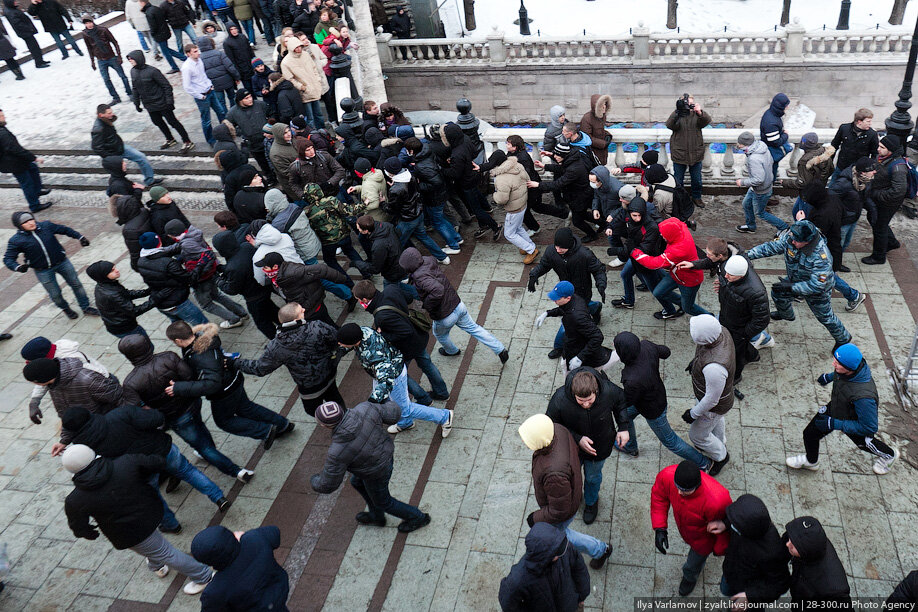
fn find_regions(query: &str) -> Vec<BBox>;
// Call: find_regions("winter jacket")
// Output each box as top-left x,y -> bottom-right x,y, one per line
270,123 -> 299,197
399,248 -> 461,321
212,230 -> 271,302
111,195 -> 153,270
141,2 -> 172,42
543,105 -> 566,153
120,334 -> 196,420
269,260 -> 347,312
760,93 -> 790,149
650,464 -> 732,556
311,400 -> 401,493
233,186 -> 267,225
301,183 -> 349,244
539,154 -> 593,212
226,99 -> 268,151
575,94 -> 611,165
212,123 -> 240,157
91,117 -> 124,158
530,423 -> 582,524
193,526 -> 290,612
0,123 -> 36,173
440,124 -> 479,191
886,571 -> 918,612
136,246 -> 194,309
347,168 -> 389,222
224,29 -> 255,79
408,142 -> 444,197
169,323 -> 242,401
148,200 -> 190,241
0,20 -> 14,62
65,454 -> 166,549
617,199 -> 665,264
197,36 -> 240,92
2,0 -> 37,39
354,221 -> 404,282
280,38 -> 324,102
830,122 -> 879,171
546,294 -> 610,367
546,367 -> 629,462
717,262 -> 769,341
590,165 -> 624,219
644,173 -> 678,218
264,189 -> 321,261
161,0 -> 195,28
632,218 -> 704,287
790,145 -> 835,189
125,0 -> 148,31
613,332 -> 670,420
104,157 -> 140,198
740,140 -> 775,195
804,191 -> 845,271
91,277 -> 154,335
491,157 -> 529,213
784,517 -> 851,606
272,78 -> 306,124
4,220 -> 82,271
383,169 -> 423,222
828,166 -> 871,226
236,318 -> 338,388
722,494 -> 791,602
870,153 -> 909,209
83,25 -> 121,63
498,522 -> 591,612
746,222 -> 835,296
529,236 -> 606,302
350,326 -> 405,402
68,405 -> 172,459
366,284 -> 428,360
26,0 -> 69,32
666,108 -> 712,166
289,150 -> 345,195
48,358 -> 124,443
227,0 -> 253,20
128,51 -> 175,112
250,221 -> 303,284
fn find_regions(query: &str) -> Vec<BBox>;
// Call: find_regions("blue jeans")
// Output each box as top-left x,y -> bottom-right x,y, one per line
304,255 -> 353,301
652,275 -> 711,316
433,302 -> 505,356
621,260 -> 662,304
405,349 -> 449,400
375,368 -> 450,429
682,548 -> 710,583
303,98 -> 325,131
49,29 -> 81,57
553,518 -> 607,559
553,301 -> 601,350
194,90 -> 228,145
742,188 -> 787,231
157,40 -> 186,70
827,167 -> 843,188
13,161 -> 44,210
211,382 -> 289,440
841,222 -> 856,250
159,299 -> 209,325
383,278 -> 419,301
167,403 -> 241,477
163,443 -> 224,503
396,216 -> 447,261
426,204 -> 461,249
122,144 -> 155,185
213,7 -> 237,27
173,24 -> 197,49
673,161 -> 703,199
350,459 -> 424,521
136,30 -> 152,51
238,19 -> 256,43
834,275 -> 859,303
98,57 -> 132,100
113,325 -> 148,339
772,289 -> 851,344
582,458 -> 605,506
35,259 -> 90,311
622,405 -> 711,469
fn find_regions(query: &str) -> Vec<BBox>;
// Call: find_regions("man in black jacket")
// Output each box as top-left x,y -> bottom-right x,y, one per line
354,215 -> 420,301
82,15 -> 133,105
828,108 -> 878,186
213,229 -> 278,338
162,0 -> 197,49
382,157 -> 450,263
91,104 -> 160,187
0,109 -> 52,212
783,516 -> 851,607
26,0 -> 82,59
127,50 -> 194,151
863,134 -> 907,265
256,251 -> 350,326
140,0 -> 186,72
87,261 -> 154,338
536,281 -> 617,373
166,321 -> 292,447
528,227 -> 606,359
441,123 -> 500,239
61,444 -> 214,595
310,400 -> 431,533
546,367 -> 629,524
136,232 -> 208,325
530,142 -> 598,241
610,197 -> 665,309
223,23 -> 254,92
829,157 -> 877,266
2,0 -> 48,67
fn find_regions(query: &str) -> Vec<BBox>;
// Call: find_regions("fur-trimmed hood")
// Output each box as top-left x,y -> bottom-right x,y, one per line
591,94 -> 612,120
190,322 -> 220,354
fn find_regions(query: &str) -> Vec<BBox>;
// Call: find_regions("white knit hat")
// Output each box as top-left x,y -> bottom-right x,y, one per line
724,255 -> 749,277
62,444 -> 98,474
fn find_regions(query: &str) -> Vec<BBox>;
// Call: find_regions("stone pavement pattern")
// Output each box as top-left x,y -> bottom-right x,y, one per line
0,200 -> 914,612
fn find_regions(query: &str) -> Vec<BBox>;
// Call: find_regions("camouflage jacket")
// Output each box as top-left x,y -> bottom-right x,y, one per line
349,326 -> 404,402
301,183 -> 349,245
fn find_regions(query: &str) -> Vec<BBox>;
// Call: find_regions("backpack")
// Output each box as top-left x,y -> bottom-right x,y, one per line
183,247 -> 218,282
888,158 -> 918,199
650,182 -> 696,223
375,304 -> 433,333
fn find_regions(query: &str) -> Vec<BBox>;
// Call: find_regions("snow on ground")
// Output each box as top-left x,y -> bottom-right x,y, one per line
439,0 -> 918,37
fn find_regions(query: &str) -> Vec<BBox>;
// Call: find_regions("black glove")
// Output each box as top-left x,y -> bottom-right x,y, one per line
772,279 -> 794,296
15,264 -> 29,273
29,400 -> 43,425
598,289 -> 606,303
526,512 -> 535,528
81,529 -> 100,540
685,358 -> 695,373
816,373 -> 833,386
79,237 -> 90,247
654,528 -> 669,554
681,409 -> 696,424
527,276 -> 538,293
136,103 -> 143,113
320,181 -> 335,196
216,263 -> 226,275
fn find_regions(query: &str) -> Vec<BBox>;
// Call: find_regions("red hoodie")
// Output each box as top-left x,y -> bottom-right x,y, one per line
631,217 -> 704,287
650,464 -> 733,556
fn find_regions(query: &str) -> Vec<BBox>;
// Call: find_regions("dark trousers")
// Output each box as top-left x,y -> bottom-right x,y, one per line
12,161 -> 44,211
460,187 -> 498,231
210,382 -> 289,440
167,402 -> 240,477
726,326 -> 757,382
802,414 -> 895,464
148,108 -> 191,143
22,35 -> 45,64
870,204 -> 900,261
350,460 -> 424,521
522,206 -> 539,231
250,147 -> 273,179
246,296 -> 279,339
528,188 -> 568,219
570,208 -> 598,239
306,301 -> 337,327
299,376 -> 345,416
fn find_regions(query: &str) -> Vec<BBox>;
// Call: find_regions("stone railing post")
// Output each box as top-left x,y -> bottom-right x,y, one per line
633,21 -> 650,63
488,27 -> 507,66
785,17 -> 805,59
376,32 -> 394,66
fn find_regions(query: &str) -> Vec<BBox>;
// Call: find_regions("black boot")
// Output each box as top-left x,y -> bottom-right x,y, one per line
11,66 -> 25,80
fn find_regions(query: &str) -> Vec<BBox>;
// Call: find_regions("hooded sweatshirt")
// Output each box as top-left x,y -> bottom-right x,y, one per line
760,93 -> 790,149
398,247 -> 461,320
250,222 -> 304,284
280,37 -> 325,102
544,105 -> 566,153
613,331 -> 670,420
269,123 -> 299,198
689,315 -> 733,418
740,140 -> 775,195
264,187 -> 321,261
722,494 -> 791,602
631,217 -> 703,287
784,516 -> 851,605
590,165 -> 625,220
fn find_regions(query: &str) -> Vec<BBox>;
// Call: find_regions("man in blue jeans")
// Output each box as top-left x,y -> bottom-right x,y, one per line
26,0 -> 83,59
136,232 -> 209,326
181,43 -> 227,145
382,157 -> 451,264
91,104 -> 161,187
140,0 -> 186,72
4,212 -> 99,320
666,94 -> 711,209
81,16 -> 133,105
734,131 -> 788,234
0,109 -> 53,212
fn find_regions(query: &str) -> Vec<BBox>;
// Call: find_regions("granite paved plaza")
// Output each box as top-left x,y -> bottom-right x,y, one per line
0,200 -> 915,612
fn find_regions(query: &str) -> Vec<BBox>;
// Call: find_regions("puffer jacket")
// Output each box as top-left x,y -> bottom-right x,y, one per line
791,145 -> 835,188
354,221 -> 404,281
311,401 -> 401,493
869,152 -> 909,209
538,153 -> 593,211
399,248 -> 461,320
631,217 -> 703,287
830,122 -> 879,171
171,323 -> 242,400
650,463 -> 732,556
250,220 -> 304,284
740,140 -> 775,195
128,50 -> 175,112
590,165 -> 625,220
68,404 -> 172,458
666,107 -> 712,166
120,334 -> 196,420
224,28 -> 255,79
579,94 -> 612,165
383,169 -> 423,222
546,294 -> 610,367
280,38 -> 324,102
491,157 -> 529,213
543,105 -> 566,153
197,36 -> 240,92
498,522 -> 591,612
301,183 -> 350,244
529,234 -> 606,301
828,166 -> 871,226
718,260 -> 770,341
722,494 -> 791,602
784,517 -> 851,606
136,246 -> 193,308
613,331 -> 670,420
760,93 -> 790,149
546,367 -> 629,462
530,423 -> 582,524
441,124 -> 479,191
4,220 -> 82,272
746,222 -> 835,296
270,260 -> 348,313
111,195 -> 153,270
236,317 -> 338,388
49,358 -> 124,443
90,275 -> 154,336
346,168 -> 389,222
264,188 -> 321,261
213,230 -> 272,302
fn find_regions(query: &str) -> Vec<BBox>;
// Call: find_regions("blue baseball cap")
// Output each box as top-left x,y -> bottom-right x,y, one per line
833,343 -> 863,370
547,281 -> 575,301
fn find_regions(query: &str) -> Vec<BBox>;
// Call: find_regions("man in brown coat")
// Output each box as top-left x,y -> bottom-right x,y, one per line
518,413 -> 613,569
666,94 -> 712,208
82,15 -> 133,105
579,94 -> 612,165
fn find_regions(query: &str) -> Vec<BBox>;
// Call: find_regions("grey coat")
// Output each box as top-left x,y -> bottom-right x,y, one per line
49,358 -> 124,443
740,140 -> 774,195
263,188 -> 321,261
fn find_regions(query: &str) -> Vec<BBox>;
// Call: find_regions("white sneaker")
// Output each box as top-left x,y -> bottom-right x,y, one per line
192,450 -> 203,461
336,247 -> 343,255
607,257 -> 624,268
153,564 -> 170,578
751,334 -> 775,350
236,468 -> 254,483
388,422 -> 416,434
219,319 -> 244,329
786,454 -> 819,471
441,410 -> 454,438
873,447 -> 900,475
457,239 -> 465,245
443,247 -> 460,255
183,572 -> 214,595
526,229 -> 537,237
439,256 -> 451,265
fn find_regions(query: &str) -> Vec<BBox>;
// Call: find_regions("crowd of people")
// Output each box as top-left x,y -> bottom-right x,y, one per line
0,2 -> 915,607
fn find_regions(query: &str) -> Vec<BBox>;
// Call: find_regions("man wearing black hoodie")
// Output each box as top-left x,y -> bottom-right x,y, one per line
88,261 -> 154,338
212,229 -> 278,338
103,156 -> 145,198
354,215 -> 420,301
127,49 -> 194,151
441,123 -> 501,239
783,516 -> 851,607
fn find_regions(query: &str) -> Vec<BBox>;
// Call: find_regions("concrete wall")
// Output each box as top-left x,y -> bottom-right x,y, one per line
382,62 -> 906,127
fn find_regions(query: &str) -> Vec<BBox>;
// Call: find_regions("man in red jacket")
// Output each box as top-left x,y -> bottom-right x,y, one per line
632,217 -> 711,320
650,461 -> 732,596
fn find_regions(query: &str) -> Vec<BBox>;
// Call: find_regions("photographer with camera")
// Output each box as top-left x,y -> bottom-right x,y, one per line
666,94 -> 711,210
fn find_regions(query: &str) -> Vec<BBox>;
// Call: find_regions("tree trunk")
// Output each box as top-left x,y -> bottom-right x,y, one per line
780,0 -> 792,26
463,0 -> 476,31
667,0 -> 678,29
890,0 -> 909,25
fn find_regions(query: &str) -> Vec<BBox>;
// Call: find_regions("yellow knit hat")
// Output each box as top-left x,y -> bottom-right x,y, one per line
518,414 -> 555,451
